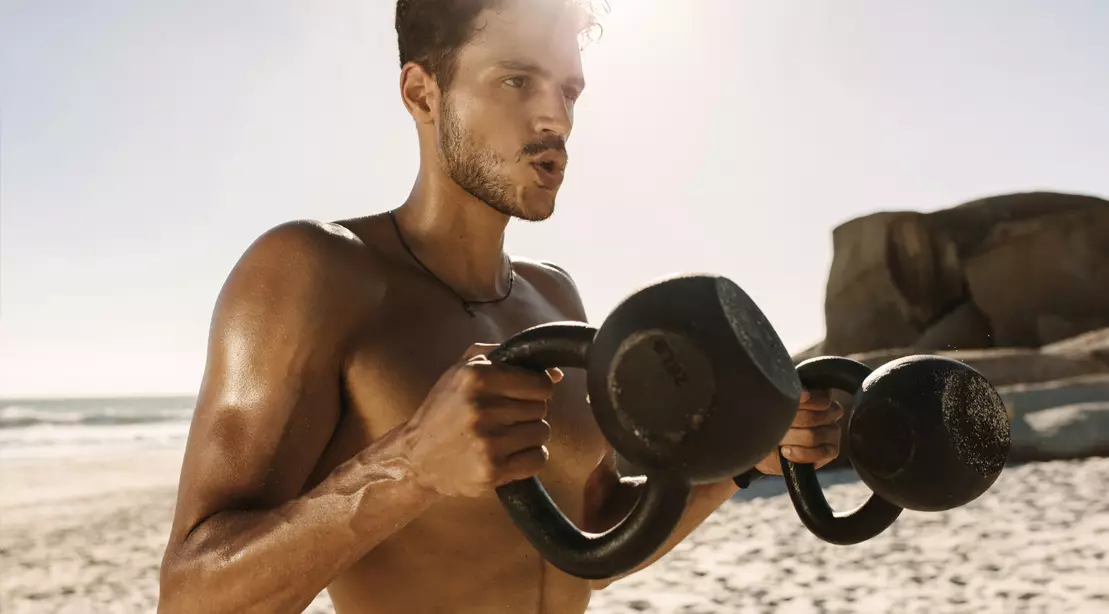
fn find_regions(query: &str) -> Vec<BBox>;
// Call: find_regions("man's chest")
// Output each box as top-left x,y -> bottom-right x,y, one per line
316,288 -> 609,490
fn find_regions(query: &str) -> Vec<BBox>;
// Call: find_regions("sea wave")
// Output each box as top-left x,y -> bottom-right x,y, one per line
0,397 -> 197,460
0,421 -> 192,459
0,397 -> 195,429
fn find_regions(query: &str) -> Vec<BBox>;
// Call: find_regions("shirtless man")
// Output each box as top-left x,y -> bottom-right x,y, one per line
158,1 -> 843,612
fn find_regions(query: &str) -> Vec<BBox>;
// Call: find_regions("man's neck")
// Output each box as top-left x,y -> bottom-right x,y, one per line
392,173 -> 513,301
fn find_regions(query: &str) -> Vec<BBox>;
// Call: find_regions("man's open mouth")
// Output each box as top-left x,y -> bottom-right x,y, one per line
530,160 -> 564,190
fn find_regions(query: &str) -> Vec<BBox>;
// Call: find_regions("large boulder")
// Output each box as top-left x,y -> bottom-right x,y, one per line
1003,375 -> 1109,462
912,300 -> 994,351
821,192 -> 1109,356
960,206 -> 1109,347
821,211 -> 964,356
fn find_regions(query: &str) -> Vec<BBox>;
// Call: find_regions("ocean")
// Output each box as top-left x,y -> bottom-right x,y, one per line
0,396 -> 195,460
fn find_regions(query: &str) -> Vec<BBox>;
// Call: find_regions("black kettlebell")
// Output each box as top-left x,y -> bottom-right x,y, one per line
487,274 -> 803,580
777,355 -> 1012,545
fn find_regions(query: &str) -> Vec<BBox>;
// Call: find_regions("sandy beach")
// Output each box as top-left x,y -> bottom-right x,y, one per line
1,448 -> 1106,614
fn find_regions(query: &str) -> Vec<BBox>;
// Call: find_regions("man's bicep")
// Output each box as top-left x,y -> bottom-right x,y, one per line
169,222 -> 353,544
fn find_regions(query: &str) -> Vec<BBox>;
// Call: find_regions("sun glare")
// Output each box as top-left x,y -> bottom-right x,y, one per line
595,0 -> 675,38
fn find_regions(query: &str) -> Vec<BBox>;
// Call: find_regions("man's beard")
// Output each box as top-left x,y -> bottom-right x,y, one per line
437,97 -> 555,222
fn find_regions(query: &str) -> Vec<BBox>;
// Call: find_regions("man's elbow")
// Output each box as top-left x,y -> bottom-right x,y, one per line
158,543 -> 202,614
157,537 -> 221,614
157,550 -> 189,613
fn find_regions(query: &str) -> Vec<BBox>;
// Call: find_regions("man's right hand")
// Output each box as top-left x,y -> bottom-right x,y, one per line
401,343 -> 563,498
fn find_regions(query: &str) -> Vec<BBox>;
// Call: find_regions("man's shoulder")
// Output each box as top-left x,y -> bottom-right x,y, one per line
223,218 -> 386,311
246,219 -> 366,259
513,256 -> 575,282
512,256 -> 587,320
238,218 -> 395,275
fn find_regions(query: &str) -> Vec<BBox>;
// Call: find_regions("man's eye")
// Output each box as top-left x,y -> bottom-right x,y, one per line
504,76 -> 527,88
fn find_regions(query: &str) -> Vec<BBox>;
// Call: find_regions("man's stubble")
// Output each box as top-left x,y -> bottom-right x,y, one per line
437,94 -> 552,222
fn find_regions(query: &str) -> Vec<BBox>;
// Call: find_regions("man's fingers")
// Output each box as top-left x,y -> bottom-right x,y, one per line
782,443 -> 838,464
462,343 -> 501,361
490,420 -> 552,459
792,404 -> 844,427
461,344 -> 563,390
799,388 -> 834,410
478,399 -> 549,425
464,362 -> 557,402
780,423 -> 841,449
496,446 -> 549,485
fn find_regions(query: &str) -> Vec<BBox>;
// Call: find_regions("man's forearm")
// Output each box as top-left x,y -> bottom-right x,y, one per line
159,427 -> 438,614
587,477 -> 739,589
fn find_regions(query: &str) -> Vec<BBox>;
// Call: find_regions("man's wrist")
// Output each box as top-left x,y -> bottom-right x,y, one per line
372,424 -> 444,502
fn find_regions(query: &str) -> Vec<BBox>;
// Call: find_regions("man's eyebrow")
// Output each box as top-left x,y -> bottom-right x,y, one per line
494,59 -> 586,90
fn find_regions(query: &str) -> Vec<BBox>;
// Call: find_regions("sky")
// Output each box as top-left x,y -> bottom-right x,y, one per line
1,0 -> 1107,399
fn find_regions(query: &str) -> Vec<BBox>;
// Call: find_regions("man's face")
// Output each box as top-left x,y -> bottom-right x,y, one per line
435,2 -> 586,222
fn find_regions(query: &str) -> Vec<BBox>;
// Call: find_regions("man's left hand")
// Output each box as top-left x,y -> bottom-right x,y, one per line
753,389 -> 844,475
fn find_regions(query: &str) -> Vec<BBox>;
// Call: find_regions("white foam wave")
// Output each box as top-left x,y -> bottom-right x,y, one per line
0,399 -> 195,428
0,421 -> 192,460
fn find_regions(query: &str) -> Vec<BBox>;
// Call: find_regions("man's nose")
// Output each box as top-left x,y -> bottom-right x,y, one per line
532,90 -> 572,137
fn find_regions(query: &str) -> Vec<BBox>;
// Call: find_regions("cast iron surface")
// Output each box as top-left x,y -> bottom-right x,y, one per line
847,354 -> 1010,511
587,275 -> 802,482
488,274 -> 802,578
780,356 -> 903,545
488,322 -> 692,580
781,354 -> 1012,545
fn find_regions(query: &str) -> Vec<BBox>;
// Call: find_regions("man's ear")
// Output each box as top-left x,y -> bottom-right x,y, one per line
399,62 -> 440,124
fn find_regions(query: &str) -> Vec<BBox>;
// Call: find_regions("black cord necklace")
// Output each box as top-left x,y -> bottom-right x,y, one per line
388,209 -> 515,317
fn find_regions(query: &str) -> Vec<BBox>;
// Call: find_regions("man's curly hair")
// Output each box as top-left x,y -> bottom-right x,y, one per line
395,0 -> 604,90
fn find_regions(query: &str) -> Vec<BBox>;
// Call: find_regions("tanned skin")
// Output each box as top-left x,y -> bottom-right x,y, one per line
158,3 -> 843,613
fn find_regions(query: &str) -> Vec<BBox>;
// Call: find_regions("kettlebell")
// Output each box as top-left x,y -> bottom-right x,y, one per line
487,274 -> 803,580
777,355 -> 1012,545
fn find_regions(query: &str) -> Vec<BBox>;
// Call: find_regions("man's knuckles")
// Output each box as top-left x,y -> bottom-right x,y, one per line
453,362 -> 553,402
792,406 -> 843,428
798,389 -> 834,411
782,424 -> 840,447
784,444 -> 837,463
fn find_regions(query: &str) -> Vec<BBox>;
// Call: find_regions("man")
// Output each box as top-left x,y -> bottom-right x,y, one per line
158,1 -> 843,612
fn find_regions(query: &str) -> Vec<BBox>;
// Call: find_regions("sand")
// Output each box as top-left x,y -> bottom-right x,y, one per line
2,449 -> 1107,614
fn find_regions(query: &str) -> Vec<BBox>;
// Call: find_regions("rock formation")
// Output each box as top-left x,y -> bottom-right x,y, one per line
796,191 -> 1109,465
818,191 -> 1109,357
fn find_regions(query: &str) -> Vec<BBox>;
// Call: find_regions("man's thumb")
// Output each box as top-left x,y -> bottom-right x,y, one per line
461,342 -> 500,361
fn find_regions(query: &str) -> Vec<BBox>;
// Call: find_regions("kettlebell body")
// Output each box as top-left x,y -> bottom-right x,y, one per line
588,275 -> 802,483
848,355 -> 1010,511
779,354 -> 1011,545
488,273 -> 802,579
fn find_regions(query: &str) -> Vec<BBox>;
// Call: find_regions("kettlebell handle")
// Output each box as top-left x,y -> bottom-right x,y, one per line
487,322 -> 692,580
779,356 -> 903,545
